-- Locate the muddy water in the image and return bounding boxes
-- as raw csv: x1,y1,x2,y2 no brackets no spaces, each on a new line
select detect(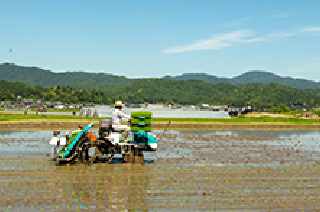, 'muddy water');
1,130,320,211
